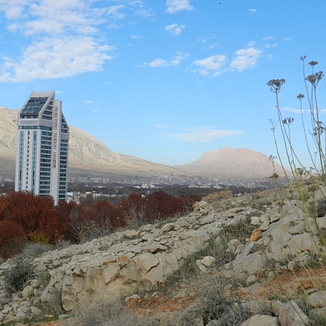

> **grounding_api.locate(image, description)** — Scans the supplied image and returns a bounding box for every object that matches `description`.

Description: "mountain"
[0,107,183,181]
[0,107,281,182]
[179,147,283,180]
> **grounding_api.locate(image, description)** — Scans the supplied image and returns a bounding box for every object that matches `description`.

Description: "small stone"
[201,256,216,267]
[250,216,260,225]
[30,279,41,288]
[22,286,34,299]
[30,306,42,316]
[248,229,261,242]
[162,223,175,233]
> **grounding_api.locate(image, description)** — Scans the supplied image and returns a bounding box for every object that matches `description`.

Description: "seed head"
[309,61,318,66]
[267,79,286,92]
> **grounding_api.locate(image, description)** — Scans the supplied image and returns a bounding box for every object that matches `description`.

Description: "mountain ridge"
[0,107,280,181]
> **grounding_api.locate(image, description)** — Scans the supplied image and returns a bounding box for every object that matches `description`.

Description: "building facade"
[15,92,69,205]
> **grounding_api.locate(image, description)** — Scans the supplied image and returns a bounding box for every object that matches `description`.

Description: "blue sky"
[0,0,326,167]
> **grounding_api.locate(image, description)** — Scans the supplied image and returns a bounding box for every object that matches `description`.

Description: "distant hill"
[0,107,281,182]
[0,107,183,181]
[179,147,283,180]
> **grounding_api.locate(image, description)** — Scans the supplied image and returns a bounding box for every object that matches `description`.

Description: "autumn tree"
[0,191,68,249]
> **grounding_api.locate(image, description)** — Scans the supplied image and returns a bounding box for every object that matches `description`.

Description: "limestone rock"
[240,314,279,326]
[278,300,309,326]
[22,286,34,299]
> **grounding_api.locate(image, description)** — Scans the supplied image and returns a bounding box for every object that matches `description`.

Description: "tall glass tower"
[15,91,69,205]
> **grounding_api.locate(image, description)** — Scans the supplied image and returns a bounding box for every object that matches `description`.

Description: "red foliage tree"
[0,219,26,259]
[0,192,68,245]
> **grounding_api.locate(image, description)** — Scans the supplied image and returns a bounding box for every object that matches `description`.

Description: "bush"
[71,300,159,326]
[189,276,250,326]
[3,257,34,294]
[20,242,53,259]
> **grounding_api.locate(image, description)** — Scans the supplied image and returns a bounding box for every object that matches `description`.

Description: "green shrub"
[220,217,256,243]
[178,276,249,326]
[3,257,34,293]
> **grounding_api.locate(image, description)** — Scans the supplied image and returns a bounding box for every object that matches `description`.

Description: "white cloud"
[263,36,278,48]
[0,0,128,82]
[5,0,95,36]
[142,52,188,68]
[168,127,243,142]
[155,124,173,129]
[107,5,125,20]
[0,37,114,82]
[165,23,185,36]
[229,47,262,71]
[265,43,278,49]
[192,55,227,77]
[84,100,93,104]
[263,36,274,41]
[130,0,153,18]
[0,0,27,19]
[282,107,310,114]
[166,0,193,14]
[248,8,257,13]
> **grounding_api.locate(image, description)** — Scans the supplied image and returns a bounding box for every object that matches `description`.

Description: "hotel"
[15,92,69,205]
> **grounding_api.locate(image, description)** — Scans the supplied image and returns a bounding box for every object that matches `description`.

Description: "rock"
[22,285,34,298]
[240,314,279,326]
[16,310,27,320]
[123,230,140,239]
[30,279,41,289]
[162,223,175,233]
[193,201,212,216]
[30,306,42,316]
[201,256,216,267]
[308,290,326,307]
[250,216,260,225]
[278,300,309,326]
[193,316,204,326]
[248,229,261,242]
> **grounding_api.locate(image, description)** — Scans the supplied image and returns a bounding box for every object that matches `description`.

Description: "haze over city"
[0,0,325,167]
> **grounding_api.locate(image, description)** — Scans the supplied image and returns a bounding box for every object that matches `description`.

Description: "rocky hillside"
[0,185,326,325]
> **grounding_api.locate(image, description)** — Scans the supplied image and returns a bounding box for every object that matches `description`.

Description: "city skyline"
[1,1,326,168]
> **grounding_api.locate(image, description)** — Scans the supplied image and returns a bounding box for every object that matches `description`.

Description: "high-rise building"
[15,91,69,205]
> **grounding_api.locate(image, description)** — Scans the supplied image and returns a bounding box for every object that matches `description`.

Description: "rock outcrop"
[1,188,326,324]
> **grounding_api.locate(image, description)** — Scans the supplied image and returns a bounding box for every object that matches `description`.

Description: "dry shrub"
[70,300,159,326]
[3,256,34,294]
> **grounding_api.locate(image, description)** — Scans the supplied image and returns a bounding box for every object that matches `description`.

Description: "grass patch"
[220,217,256,243]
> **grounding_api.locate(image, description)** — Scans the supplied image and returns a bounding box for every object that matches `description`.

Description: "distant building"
[15,91,69,204]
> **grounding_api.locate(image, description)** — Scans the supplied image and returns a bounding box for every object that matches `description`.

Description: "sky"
[1,0,326,168]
